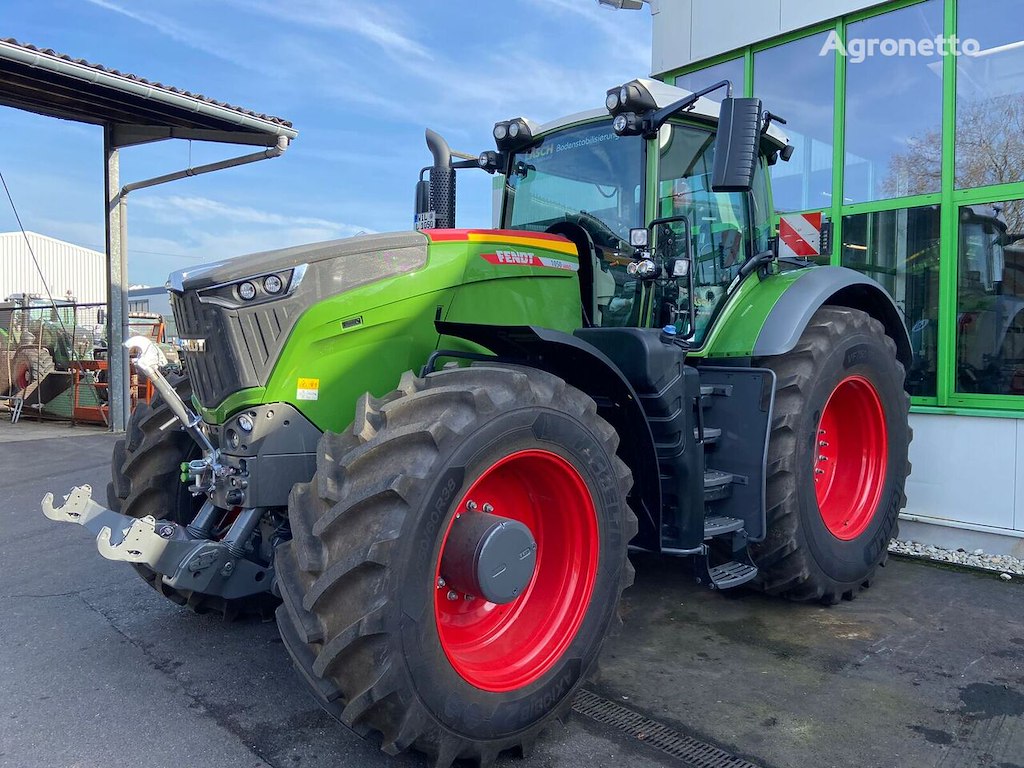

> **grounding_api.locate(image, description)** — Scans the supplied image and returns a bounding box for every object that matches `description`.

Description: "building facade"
[650,0,1024,554]
[0,231,106,322]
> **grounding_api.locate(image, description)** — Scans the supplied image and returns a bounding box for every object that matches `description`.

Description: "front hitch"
[42,485,272,599]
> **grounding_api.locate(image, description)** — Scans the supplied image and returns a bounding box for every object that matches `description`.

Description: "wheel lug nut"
[466,501,477,511]
[819,441,829,447]
[818,455,828,462]
[464,593,474,601]
[437,577,446,588]
[815,468,825,475]
[447,590,459,601]
[482,503,494,513]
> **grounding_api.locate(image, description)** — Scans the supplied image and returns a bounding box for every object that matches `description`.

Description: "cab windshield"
[504,121,643,327]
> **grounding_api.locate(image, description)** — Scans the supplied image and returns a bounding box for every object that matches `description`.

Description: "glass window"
[654,122,757,342]
[505,121,644,327]
[844,0,944,203]
[675,58,745,98]
[754,32,835,213]
[956,200,1024,396]
[842,205,941,397]
[956,0,1024,190]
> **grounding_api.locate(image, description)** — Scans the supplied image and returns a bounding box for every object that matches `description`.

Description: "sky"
[0,0,652,287]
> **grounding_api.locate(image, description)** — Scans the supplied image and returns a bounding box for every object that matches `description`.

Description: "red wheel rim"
[14,364,29,390]
[434,449,599,692]
[814,375,888,540]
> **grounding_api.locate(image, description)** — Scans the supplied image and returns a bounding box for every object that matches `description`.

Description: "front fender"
[435,321,662,551]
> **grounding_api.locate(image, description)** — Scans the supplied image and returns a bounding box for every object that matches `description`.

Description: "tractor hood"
[166,231,428,293]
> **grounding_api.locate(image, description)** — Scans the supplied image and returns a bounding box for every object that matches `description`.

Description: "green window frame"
[662,0,1024,417]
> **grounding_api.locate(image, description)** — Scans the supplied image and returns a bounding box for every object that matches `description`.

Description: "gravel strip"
[889,539,1024,578]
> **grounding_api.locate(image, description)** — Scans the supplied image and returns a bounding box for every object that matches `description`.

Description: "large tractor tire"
[753,306,911,604]
[275,365,636,767]
[12,346,55,391]
[107,374,277,618]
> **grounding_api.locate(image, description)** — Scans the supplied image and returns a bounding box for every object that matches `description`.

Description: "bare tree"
[885,94,1024,230]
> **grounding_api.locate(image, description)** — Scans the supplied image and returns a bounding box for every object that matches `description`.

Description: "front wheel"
[753,306,911,604]
[275,365,636,766]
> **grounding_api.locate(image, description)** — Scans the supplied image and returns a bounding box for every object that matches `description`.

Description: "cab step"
[703,515,744,538]
[696,426,722,444]
[703,469,734,502]
[706,561,758,589]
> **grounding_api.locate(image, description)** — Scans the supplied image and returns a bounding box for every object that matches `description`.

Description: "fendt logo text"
[493,250,538,265]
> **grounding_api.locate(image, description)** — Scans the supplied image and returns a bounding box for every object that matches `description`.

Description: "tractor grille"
[170,290,261,408]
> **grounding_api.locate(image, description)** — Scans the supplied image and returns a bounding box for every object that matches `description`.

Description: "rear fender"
[435,321,662,551]
[754,267,911,365]
[703,266,912,367]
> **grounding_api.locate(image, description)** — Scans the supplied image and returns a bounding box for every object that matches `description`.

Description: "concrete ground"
[2,427,1023,768]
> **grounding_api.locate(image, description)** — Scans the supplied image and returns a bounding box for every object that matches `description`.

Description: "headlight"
[606,91,619,111]
[493,123,508,141]
[263,274,283,294]
[508,121,520,138]
[613,114,629,134]
[237,281,257,301]
[237,413,255,432]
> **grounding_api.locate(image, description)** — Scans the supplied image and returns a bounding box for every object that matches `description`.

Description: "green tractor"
[0,293,95,395]
[43,78,911,766]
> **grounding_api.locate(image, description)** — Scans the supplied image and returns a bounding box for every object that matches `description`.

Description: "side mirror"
[711,97,762,193]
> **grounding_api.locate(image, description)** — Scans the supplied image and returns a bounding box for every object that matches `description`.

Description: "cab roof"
[535,78,790,151]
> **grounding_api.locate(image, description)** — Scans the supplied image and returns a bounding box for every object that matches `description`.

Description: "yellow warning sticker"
[296,377,320,401]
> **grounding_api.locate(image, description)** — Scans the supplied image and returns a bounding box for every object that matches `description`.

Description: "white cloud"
[226,0,432,60]
[82,0,274,74]
[132,194,371,234]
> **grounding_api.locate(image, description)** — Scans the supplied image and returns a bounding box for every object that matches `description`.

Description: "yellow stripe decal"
[465,233,579,256]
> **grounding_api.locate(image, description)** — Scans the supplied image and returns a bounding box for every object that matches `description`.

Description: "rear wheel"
[107,374,277,618]
[12,347,55,390]
[753,306,911,604]
[275,365,635,767]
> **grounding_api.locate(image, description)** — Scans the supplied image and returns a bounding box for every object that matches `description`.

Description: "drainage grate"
[572,688,762,768]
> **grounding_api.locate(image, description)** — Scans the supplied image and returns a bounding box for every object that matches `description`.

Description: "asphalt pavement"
[2,426,1023,768]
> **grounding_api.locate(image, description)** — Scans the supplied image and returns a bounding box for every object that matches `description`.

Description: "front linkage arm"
[40,337,272,599]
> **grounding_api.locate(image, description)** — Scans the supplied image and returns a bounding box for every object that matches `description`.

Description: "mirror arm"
[640,79,735,138]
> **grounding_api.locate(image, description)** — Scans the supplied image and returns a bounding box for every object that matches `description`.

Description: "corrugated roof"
[0,37,296,144]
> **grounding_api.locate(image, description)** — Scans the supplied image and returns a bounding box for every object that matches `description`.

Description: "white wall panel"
[780,0,889,32]
[1017,420,1024,533]
[0,231,106,309]
[905,413,1016,531]
[690,0,780,62]
[651,0,890,75]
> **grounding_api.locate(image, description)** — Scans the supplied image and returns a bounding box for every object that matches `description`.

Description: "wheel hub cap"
[440,511,537,604]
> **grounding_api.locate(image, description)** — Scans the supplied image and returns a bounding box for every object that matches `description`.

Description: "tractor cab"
[492,79,790,342]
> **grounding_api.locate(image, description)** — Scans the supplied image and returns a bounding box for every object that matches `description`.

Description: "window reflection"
[754,32,835,212]
[844,0,944,202]
[956,0,1024,190]
[956,202,1024,395]
[842,206,941,397]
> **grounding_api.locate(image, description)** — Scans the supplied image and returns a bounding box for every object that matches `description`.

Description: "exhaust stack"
[424,128,456,229]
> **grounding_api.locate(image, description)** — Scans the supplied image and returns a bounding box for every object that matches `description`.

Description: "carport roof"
[0,38,297,148]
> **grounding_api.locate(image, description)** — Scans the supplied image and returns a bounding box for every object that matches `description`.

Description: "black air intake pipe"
[425,128,456,229]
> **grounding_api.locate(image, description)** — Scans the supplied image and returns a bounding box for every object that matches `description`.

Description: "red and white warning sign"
[779,212,823,259]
